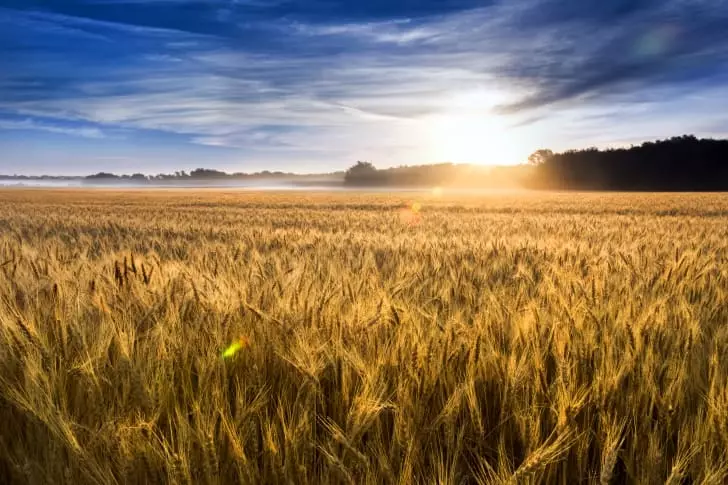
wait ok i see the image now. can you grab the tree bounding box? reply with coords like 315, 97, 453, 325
190, 168, 227, 178
85, 172, 119, 179
528, 149, 554, 166
346, 161, 376, 176
344, 161, 379, 185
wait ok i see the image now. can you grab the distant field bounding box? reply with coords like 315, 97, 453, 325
1, 189, 728, 484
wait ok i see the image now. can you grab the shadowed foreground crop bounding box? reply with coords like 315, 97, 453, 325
1, 190, 728, 484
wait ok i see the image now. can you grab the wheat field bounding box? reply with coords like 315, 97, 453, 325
1, 189, 728, 484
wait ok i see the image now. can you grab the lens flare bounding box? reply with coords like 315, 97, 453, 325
400, 201, 423, 225
634, 24, 679, 59
222, 336, 250, 358
432, 187, 443, 197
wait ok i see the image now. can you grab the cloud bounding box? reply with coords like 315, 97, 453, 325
288, 18, 440, 45
0, 118, 105, 138
490, 0, 728, 111
1, 0, 727, 172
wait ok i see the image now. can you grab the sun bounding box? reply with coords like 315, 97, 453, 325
427, 114, 525, 166
423, 90, 529, 166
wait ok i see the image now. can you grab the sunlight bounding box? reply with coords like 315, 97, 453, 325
424, 91, 529, 166
427, 114, 525, 165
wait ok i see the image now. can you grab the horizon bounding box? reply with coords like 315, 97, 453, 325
1, 0, 727, 175
0, 133, 722, 178
0, 162, 505, 178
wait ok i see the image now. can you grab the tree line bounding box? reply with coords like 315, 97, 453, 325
344, 136, 728, 191
77, 169, 345, 186
4, 135, 726, 190
85, 168, 314, 182
343, 161, 531, 188
529, 135, 728, 190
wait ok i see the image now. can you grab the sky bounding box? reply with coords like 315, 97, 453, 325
1, 0, 727, 175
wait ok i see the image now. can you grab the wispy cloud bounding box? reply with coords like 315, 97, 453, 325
288, 18, 440, 45
0, 118, 105, 138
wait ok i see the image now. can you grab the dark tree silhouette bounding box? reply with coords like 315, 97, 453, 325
85, 172, 119, 180
528, 149, 554, 166
344, 161, 380, 185
189, 168, 228, 178
531, 135, 728, 190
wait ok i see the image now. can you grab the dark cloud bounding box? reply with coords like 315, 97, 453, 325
512, 0, 663, 25
495, 0, 728, 111
260, 0, 494, 21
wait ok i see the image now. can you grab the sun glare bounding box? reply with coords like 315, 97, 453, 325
424, 91, 529, 166
427, 114, 526, 166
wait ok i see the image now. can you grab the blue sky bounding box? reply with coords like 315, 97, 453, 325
1, 0, 727, 175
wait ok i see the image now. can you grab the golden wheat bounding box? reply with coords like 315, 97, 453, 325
0, 189, 727, 484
